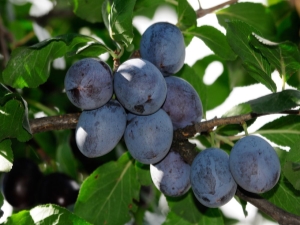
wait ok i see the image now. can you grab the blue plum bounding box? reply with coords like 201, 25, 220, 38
140, 22, 185, 76
114, 58, 167, 115
64, 58, 113, 110
162, 76, 203, 130
229, 135, 281, 193
75, 100, 126, 158
124, 109, 173, 164
150, 151, 191, 197
190, 148, 237, 208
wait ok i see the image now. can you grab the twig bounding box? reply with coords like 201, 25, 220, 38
196, 0, 238, 18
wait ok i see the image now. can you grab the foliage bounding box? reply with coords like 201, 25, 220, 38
0, 0, 300, 224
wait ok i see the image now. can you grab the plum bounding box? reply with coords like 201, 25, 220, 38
75, 100, 127, 158
64, 58, 113, 110
114, 58, 167, 115
140, 22, 185, 76
162, 76, 203, 130
190, 148, 237, 208
150, 151, 191, 197
229, 135, 281, 193
124, 109, 173, 164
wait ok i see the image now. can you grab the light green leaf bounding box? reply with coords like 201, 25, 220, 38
250, 34, 300, 80
108, 0, 136, 47
74, 153, 140, 225
1, 34, 108, 88
3, 204, 92, 225
258, 115, 300, 147
163, 211, 196, 225
135, 161, 152, 186
226, 21, 276, 92
0, 139, 13, 172
216, 2, 276, 37
283, 141, 300, 190
184, 26, 236, 61
177, 0, 197, 30
72, 0, 104, 23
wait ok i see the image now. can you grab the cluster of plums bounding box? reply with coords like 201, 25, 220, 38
64, 22, 281, 209
1, 158, 79, 210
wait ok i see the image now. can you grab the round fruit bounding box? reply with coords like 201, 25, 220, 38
64, 58, 113, 110
2, 158, 43, 210
190, 148, 237, 208
229, 135, 281, 193
140, 22, 185, 76
37, 172, 79, 207
114, 58, 167, 115
162, 76, 203, 130
150, 151, 191, 197
124, 109, 173, 164
76, 99, 127, 158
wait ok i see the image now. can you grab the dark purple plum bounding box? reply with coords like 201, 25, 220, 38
114, 58, 167, 115
162, 76, 203, 130
150, 151, 190, 197
75, 100, 126, 158
37, 172, 79, 207
64, 58, 113, 110
140, 22, 185, 76
190, 148, 237, 208
124, 109, 173, 164
2, 158, 43, 210
229, 135, 281, 193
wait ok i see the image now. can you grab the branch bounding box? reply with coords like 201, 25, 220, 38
196, 0, 238, 18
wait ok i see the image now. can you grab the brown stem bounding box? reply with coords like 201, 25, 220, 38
196, 0, 238, 18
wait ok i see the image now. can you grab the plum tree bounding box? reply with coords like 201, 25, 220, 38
114, 58, 167, 115
150, 150, 191, 197
2, 158, 43, 210
75, 100, 127, 158
37, 172, 79, 207
162, 76, 203, 130
190, 148, 237, 208
64, 58, 113, 110
140, 22, 185, 76
124, 109, 173, 164
229, 135, 281, 194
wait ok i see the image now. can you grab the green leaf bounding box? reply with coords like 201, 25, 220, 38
283, 141, 300, 190
216, 2, 276, 38
66, 42, 111, 58
1, 34, 107, 88
163, 211, 196, 225
108, 0, 136, 47
135, 161, 152, 186
250, 34, 300, 80
167, 191, 224, 224
72, 0, 104, 23
55, 130, 77, 179
184, 26, 236, 61
177, 0, 197, 30
0, 139, 13, 172
226, 21, 276, 92
74, 153, 140, 225
3, 204, 92, 225
258, 115, 300, 147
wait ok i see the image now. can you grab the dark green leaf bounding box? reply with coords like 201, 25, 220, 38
250, 34, 300, 80
283, 141, 300, 190
3, 204, 92, 225
135, 161, 152, 186
234, 196, 248, 217
226, 21, 276, 92
108, 0, 136, 47
259, 115, 300, 147
1, 34, 108, 88
184, 26, 236, 61
74, 153, 140, 225
216, 2, 276, 37
0, 139, 13, 172
66, 42, 111, 58
177, 0, 197, 30
163, 211, 194, 225
72, 0, 104, 23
